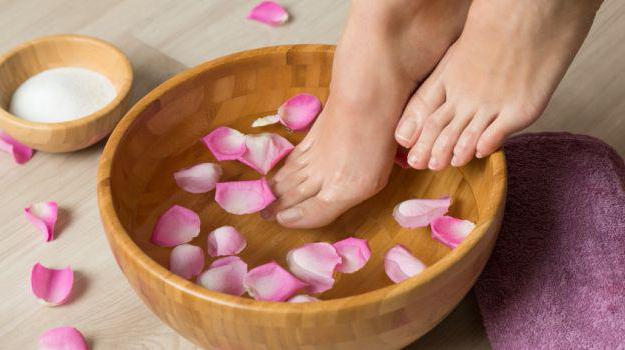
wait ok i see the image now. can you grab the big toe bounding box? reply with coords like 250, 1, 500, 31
276, 193, 356, 229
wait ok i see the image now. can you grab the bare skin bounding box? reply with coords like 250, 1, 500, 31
395, 0, 602, 170
262, 0, 470, 228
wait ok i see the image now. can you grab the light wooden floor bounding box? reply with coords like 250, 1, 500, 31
1, 1, 623, 349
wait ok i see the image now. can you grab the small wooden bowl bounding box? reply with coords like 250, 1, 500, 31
98, 45, 506, 350
0, 34, 132, 152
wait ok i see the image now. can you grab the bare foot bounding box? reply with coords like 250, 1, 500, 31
263, 0, 471, 228
395, 0, 602, 170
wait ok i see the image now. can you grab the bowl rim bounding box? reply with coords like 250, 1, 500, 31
0, 34, 133, 131
97, 44, 507, 315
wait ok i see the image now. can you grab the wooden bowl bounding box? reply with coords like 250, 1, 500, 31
0, 34, 132, 152
97, 45, 506, 350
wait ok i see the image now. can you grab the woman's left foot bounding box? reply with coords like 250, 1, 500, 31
395, 0, 602, 170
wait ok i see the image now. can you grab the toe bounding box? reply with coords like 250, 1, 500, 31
271, 171, 307, 197
273, 151, 309, 182
395, 81, 445, 148
451, 110, 497, 167
429, 110, 473, 170
276, 194, 349, 229
476, 110, 528, 158
408, 104, 454, 170
261, 179, 320, 220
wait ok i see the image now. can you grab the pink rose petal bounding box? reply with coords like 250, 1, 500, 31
277, 93, 322, 131
24, 201, 58, 242
0, 131, 34, 164
247, 1, 289, 27
394, 147, 410, 169
170, 244, 205, 279
332, 237, 371, 273
215, 178, 276, 215
197, 256, 248, 296
174, 163, 222, 193
31, 263, 74, 306
430, 215, 476, 249
39, 326, 88, 350
206, 226, 247, 257
202, 127, 247, 161
384, 245, 426, 284
286, 242, 341, 294
238, 133, 294, 175
288, 294, 320, 303
244, 261, 307, 301
393, 197, 452, 228
150, 205, 201, 247
252, 115, 280, 128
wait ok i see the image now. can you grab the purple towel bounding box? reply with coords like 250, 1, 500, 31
474, 133, 625, 350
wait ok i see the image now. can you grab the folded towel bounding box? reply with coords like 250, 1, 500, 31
474, 132, 625, 350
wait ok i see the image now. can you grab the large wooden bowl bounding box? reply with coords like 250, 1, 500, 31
0, 34, 132, 152
97, 45, 506, 350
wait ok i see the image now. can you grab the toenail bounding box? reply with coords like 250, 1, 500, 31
277, 207, 303, 223
451, 155, 460, 167
428, 158, 438, 170
408, 155, 419, 167
396, 119, 417, 144
476, 152, 484, 158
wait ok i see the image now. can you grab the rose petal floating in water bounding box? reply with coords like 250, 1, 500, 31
31, 263, 74, 306
238, 133, 294, 175
430, 215, 476, 249
24, 201, 58, 242
252, 115, 280, 128
39, 326, 88, 350
247, 1, 289, 27
206, 226, 247, 257
332, 237, 371, 273
170, 244, 205, 279
288, 294, 320, 303
197, 256, 248, 296
151, 205, 201, 247
393, 197, 451, 228
174, 163, 222, 193
278, 93, 322, 131
202, 127, 247, 161
384, 245, 426, 284
0, 131, 34, 164
287, 242, 341, 294
245, 261, 307, 301
215, 178, 276, 215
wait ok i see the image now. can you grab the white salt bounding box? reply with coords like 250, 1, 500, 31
9, 67, 117, 123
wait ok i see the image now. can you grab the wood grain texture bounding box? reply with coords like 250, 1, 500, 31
0, 34, 132, 152
0, 0, 624, 349
97, 45, 507, 350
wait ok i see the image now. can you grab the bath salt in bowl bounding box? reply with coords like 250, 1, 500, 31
97, 45, 507, 350
0, 34, 132, 152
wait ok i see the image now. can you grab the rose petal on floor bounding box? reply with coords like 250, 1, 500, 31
333, 237, 371, 273
277, 93, 322, 131
150, 205, 201, 247
393, 197, 452, 228
197, 256, 248, 296
174, 163, 222, 193
202, 126, 247, 161
39, 326, 88, 350
384, 245, 426, 284
430, 215, 476, 249
252, 115, 280, 128
24, 201, 58, 242
238, 133, 294, 175
215, 178, 276, 214
394, 147, 410, 169
286, 242, 341, 294
31, 263, 74, 306
247, 1, 289, 27
288, 294, 320, 303
244, 261, 307, 301
0, 131, 34, 164
170, 244, 205, 279
207, 226, 247, 257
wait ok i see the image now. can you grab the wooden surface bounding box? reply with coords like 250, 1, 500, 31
0, 34, 132, 152
0, 0, 623, 349
98, 44, 506, 349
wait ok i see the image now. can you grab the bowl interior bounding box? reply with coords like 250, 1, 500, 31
0, 35, 130, 114
109, 46, 496, 299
